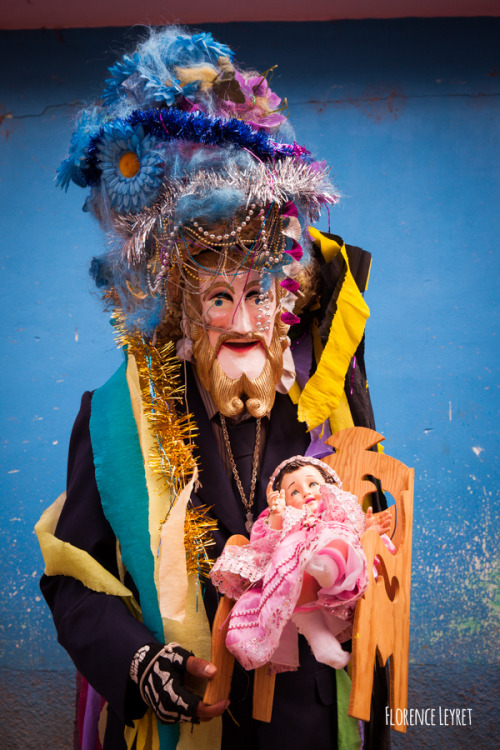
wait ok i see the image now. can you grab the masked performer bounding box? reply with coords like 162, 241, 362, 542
37, 26, 389, 750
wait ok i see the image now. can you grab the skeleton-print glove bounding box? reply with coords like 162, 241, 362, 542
130, 642, 201, 724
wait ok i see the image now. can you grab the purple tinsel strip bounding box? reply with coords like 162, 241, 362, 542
350, 355, 356, 396
281, 201, 299, 218
81, 683, 104, 750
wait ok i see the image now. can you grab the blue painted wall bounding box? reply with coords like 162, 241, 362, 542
1, 18, 498, 748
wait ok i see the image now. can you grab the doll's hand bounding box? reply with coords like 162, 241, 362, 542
266, 482, 286, 515
266, 482, 286, 529
365, 507, 392, 536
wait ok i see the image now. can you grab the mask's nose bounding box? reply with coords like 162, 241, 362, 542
231, 300, 254, 335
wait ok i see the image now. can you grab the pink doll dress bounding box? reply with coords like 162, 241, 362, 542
210, 482, 369, 672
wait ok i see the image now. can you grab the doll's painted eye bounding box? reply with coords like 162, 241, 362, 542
214, 298, 223, 307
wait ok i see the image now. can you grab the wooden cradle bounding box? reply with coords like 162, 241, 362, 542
204, 426, 414, 733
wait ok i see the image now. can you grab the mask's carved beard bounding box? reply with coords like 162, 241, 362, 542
192, 327, 285, 418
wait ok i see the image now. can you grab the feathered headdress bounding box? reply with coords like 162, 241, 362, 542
57, 26, 339, 335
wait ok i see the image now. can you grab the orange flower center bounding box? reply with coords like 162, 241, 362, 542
119, 151, 141, 178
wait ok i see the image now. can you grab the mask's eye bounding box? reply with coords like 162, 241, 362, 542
207, 290, 232, 309
246, 290, 261, 306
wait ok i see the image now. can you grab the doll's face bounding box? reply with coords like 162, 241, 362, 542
280, 465, 326, 511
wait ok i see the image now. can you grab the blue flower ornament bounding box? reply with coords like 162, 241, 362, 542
97, 123, 164, 214
56, 108, 103, 190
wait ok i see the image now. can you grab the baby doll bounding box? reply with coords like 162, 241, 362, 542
210, 456, 392, 672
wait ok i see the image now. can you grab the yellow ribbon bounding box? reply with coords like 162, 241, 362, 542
124, 711, 159, 750
297, 228, 370, 431
35, 493, 135, 601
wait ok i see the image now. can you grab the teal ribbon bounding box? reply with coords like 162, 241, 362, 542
90, 361, 179, 749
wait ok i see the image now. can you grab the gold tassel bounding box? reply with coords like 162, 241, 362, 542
111, 306, 217, 579
183, 506, 216, 580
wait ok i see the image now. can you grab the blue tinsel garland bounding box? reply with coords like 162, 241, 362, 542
84, 107, 296, 187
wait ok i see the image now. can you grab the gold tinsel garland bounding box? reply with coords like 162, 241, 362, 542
110, 304, 216, 579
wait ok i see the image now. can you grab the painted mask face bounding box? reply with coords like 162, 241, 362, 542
199, 270, 277, 380
280, 465, 325, 512
187, 267, 285, 418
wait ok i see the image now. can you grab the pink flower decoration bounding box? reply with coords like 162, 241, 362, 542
284, 241, 303, 261
292, 143, 311, 158
218, 70, 286, 133
282, 201, 299, 218
281, 311, 300, 326
280, 278, 300, 293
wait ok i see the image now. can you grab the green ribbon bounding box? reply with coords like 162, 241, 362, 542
337, 668, 361, 750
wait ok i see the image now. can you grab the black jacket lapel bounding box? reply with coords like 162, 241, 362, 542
255, 392, 310, 516
184, 364, 248, 542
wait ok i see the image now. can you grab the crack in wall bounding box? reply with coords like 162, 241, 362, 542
2, 90, 499, 125
0, 102, 78, 125
305, 91, 500, 106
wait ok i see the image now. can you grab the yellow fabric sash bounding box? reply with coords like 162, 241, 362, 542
35, 493, 135, 602
297, 228, 370, 432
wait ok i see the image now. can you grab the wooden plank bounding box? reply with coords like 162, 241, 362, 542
252, 666, 276, 722
204, 535, 249, 706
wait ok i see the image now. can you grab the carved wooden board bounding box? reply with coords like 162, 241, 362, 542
323, 427, 414, 733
